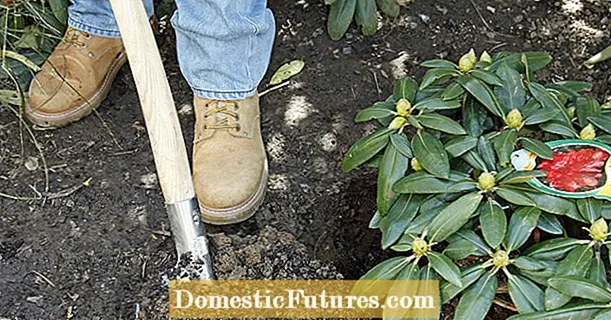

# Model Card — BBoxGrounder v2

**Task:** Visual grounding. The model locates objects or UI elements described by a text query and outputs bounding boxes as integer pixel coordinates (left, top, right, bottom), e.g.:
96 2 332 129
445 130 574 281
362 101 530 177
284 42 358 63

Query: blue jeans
68 0 275 100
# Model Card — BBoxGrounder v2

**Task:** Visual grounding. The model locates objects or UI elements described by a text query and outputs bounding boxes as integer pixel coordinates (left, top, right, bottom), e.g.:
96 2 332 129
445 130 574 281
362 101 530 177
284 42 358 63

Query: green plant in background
344 49 611 319
326 0 410 40
1 0 68 100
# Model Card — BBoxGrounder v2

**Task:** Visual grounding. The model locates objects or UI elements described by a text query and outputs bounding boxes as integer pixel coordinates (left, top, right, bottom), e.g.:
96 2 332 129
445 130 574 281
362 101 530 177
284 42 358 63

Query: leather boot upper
26 27 126 126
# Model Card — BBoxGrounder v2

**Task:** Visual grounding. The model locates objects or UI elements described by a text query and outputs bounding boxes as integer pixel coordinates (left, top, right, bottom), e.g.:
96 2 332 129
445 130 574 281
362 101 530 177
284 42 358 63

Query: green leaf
416 113 467 135
428 252 462 287
490 52 552 72
377 143 409 214
595 310 611 320
383 263 421 319
508 273 545 313
577 198 602 223
589 256 608 289
327 0 357 40
494 64 526 113
421 59 459 69
355 101 395 122
525 238 584 260
420 68 458 89
441 264 486 303
441 82 465 100
514 256 549 271
525 191 584 222
393 77 418 102
413 97 461 110
412 130 450 178
457 75 504 118
390 233 416 251
342 128 393 172
494 129 518 166
390 133 412 158
480 199 506 249
380 194 422 249
471 69 504 87
461 150 489 171
464 99 487 137
477 136 496 171
427 192 483 242
588 115 611 135
375 0 399 18
548 276 611 302
505 207 541 251
454 273 497 320
546 246 594 310
500 170 547 185
540 121 579 138
448 229 492 256
369 211 381 229
527 82 572 126
520 137 553 160
537 213 564 235
597 135 611 145
443 240 478 260
393 172 475 194
48 0 68 25
359 256 410 280
524 108 561 125
270 60 305 85
496 186 536 206
445 136 478 157
518 260 559 286
575 96 601 127
507 304 607 320
355 0 377 35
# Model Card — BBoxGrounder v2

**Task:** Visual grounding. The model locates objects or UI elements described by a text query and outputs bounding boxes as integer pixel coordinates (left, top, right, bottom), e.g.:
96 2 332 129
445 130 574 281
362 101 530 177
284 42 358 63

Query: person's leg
26 0 154 127
172 0 275 225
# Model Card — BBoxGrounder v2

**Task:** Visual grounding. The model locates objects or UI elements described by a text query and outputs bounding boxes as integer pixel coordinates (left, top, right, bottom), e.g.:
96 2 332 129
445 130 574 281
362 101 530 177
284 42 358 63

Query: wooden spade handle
109 0 195 203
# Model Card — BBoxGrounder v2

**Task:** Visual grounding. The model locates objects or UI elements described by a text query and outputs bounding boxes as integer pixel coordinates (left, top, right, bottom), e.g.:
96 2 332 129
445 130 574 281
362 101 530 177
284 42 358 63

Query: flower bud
492 250 510 268
480 51 493 64
505 109 523 129
459 49 477 72
566 106 576 119
411 158 423 171
411 238 428 257
396 98 411 117
478 172 496 190
580 124 596 140
388 116 407 130
590 218 608 242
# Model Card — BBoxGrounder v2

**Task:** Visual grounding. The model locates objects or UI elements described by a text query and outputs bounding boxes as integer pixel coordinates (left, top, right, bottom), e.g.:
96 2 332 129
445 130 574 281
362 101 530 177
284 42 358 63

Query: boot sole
25 52 127 128
198 160 269 225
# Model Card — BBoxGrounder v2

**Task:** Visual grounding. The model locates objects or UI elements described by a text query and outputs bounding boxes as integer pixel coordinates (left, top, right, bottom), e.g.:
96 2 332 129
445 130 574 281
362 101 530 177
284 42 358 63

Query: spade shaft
108 0 214 279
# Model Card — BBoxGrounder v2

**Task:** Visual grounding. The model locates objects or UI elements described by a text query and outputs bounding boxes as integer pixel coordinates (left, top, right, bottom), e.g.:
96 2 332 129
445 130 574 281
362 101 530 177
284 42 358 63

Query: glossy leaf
548 276 611 302
441 82 465 100
500 170 547 185
441 264 486 303
480 199 506 249
413 97 461 110
377 142 409 214
375 0 399 18
495 64 526 113
355 101 395 122
445 136 478 157
525 238 584 260
520 137 553 160
390 133 412 158
464 98 487 137
421 59 458 69
393 172 475 194
416 113 467 135
540 121 579 138
471 69 504 87
513 256 548 271
393 77 418 102
494 129 518 166
427 192 483 242
457 75 504 118
342 128 393 172
506 304 606 320
412 130 450 178
524 108 561 125
527 82 572 126
443 240 478 260
575 96 601 127
577 198 602 223
461 150 489 171
420 68 458 89
489 52 552 72
504 207 541 251
453 273 497 320
508 273 545 313
588 115 611 135
428 252 462 287
545 245 594 310
537 213 564 235
380 194 422 249
496 186 536 206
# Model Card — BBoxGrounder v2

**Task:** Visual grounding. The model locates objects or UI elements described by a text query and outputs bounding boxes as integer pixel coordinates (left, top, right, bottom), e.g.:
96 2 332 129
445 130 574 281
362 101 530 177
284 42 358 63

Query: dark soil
1 0 610 319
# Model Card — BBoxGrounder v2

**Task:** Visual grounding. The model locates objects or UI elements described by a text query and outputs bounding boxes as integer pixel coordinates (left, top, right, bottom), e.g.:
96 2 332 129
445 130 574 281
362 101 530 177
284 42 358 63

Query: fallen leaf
270 60 305 85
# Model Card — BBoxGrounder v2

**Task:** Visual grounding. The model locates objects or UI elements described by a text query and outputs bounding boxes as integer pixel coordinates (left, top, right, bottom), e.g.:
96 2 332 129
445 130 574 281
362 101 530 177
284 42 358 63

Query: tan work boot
25 27 126 127
192 95 268 225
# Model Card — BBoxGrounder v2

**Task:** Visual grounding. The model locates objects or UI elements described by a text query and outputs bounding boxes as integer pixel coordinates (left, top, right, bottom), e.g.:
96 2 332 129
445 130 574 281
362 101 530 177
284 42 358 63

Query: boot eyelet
235 125 241 132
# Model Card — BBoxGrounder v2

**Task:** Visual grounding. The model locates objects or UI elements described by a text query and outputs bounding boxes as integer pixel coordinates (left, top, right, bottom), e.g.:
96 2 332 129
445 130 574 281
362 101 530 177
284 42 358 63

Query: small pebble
342 46 352 55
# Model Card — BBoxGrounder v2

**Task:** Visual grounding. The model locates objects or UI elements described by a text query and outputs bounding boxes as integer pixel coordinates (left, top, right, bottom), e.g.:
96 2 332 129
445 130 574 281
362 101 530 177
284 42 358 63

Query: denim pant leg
171 0 275 100
68 0 155 38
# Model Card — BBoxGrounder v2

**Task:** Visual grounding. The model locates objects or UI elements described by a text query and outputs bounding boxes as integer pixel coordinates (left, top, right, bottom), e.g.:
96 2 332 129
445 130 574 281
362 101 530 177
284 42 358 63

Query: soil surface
1 0 610 319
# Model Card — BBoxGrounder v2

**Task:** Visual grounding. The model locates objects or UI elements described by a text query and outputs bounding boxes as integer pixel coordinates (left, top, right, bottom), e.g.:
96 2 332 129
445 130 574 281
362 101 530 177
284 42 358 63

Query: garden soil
1 0 610 319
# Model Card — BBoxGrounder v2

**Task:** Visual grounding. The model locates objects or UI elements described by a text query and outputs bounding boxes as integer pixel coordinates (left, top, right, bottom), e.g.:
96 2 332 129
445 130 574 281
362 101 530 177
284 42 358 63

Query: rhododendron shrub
343 50 611 319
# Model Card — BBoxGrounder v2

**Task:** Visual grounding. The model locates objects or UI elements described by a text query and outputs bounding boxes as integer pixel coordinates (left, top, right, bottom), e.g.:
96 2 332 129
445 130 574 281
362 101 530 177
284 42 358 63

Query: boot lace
66 28 91 48
203 100 240 131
